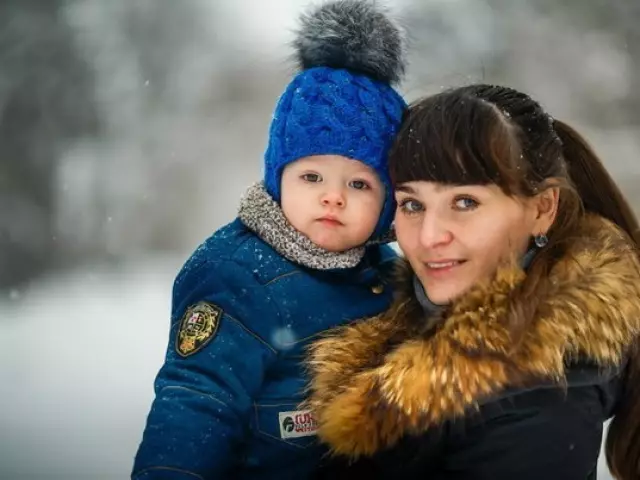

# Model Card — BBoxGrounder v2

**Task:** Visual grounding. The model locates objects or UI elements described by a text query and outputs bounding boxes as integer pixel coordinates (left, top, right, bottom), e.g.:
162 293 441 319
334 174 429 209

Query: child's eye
453 196 478 211
301 173 321 183
349 180 369 190
398 198 424 214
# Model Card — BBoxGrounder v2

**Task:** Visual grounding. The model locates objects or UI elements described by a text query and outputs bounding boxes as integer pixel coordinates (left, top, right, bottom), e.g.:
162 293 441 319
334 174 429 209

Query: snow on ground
0 256 179 479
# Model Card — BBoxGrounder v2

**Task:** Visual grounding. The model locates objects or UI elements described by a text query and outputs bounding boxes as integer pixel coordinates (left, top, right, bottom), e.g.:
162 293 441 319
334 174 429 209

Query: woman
305 84 640 479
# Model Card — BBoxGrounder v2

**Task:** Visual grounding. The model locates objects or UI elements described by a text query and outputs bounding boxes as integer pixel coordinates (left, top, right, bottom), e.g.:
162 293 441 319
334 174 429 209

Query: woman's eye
398 198 424 214
301 173 321 183
454 196 478 211
349 180 369 190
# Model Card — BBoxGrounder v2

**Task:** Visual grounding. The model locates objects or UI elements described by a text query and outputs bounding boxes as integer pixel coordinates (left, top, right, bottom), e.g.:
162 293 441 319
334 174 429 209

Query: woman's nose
419 215 453 248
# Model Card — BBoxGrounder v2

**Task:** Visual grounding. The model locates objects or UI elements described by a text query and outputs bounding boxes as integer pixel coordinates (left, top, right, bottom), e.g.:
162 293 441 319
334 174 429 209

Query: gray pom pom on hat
293 0 407 85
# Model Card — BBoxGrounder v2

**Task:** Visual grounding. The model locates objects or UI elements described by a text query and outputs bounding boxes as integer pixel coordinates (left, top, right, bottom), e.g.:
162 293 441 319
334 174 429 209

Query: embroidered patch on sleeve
176 302 222 357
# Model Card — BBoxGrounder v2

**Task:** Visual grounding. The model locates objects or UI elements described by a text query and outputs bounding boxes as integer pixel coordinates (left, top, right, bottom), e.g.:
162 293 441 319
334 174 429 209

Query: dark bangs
389 90 526 195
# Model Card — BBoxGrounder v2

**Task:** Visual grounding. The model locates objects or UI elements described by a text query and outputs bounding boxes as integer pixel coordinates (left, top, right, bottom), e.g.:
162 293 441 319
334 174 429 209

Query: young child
131 1 407 478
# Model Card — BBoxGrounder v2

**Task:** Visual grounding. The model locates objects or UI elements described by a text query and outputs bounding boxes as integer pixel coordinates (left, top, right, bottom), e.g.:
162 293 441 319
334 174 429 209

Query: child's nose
321 190 345 207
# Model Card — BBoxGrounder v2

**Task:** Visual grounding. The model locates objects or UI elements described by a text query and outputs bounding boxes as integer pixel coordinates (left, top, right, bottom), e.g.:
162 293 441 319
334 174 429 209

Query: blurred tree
0 0 100 290
539 0 639 126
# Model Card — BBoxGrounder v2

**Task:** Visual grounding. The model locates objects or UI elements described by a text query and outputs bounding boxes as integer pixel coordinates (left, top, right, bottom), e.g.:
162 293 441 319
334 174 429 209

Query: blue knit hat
263 0 407 237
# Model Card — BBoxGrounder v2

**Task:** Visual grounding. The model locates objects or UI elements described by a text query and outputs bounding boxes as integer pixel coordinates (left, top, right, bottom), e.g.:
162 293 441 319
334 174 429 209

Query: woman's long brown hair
388 84 640 479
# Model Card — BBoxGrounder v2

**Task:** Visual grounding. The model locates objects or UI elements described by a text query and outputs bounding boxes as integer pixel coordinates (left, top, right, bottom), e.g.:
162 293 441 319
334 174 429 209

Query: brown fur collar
305 214 640 458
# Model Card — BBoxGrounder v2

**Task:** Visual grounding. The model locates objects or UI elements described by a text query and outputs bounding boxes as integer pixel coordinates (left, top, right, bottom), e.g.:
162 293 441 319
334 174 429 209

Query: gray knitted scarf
238 182 392 270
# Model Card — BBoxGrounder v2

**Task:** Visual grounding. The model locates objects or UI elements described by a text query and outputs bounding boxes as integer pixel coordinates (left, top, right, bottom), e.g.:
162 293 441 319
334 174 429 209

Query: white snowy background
2 0 638 478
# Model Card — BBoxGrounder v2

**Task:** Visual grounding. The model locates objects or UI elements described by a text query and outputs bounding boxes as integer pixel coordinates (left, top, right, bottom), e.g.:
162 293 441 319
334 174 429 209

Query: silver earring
534 233 548 248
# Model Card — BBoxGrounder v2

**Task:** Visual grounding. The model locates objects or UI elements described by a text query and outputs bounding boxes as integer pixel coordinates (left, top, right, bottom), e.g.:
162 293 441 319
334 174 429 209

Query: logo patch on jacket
176 302 222 357
278 410 318 439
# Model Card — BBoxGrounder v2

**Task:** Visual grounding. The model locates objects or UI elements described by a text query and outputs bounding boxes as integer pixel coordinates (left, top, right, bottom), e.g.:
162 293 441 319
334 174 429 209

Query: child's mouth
317 216 344 227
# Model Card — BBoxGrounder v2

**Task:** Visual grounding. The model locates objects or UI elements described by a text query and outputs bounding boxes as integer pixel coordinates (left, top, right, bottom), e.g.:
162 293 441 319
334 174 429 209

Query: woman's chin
422 282 468 306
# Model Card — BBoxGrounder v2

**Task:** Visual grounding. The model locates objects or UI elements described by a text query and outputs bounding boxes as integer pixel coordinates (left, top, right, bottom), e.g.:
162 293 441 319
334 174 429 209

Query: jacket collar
305 214 640 458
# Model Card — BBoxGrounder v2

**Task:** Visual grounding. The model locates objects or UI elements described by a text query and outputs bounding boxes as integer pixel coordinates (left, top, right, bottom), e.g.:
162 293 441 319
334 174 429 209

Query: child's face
280 155 385 252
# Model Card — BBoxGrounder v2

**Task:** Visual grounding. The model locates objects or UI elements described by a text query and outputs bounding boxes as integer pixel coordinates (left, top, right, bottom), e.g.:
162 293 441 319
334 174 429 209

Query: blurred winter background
1 0 638 478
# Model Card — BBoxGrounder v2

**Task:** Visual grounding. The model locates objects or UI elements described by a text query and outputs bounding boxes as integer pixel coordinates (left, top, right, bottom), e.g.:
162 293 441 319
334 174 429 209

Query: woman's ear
532 185 560 234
